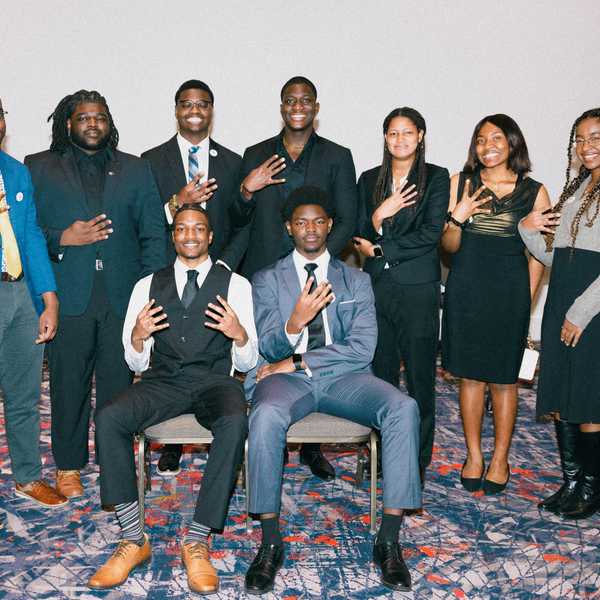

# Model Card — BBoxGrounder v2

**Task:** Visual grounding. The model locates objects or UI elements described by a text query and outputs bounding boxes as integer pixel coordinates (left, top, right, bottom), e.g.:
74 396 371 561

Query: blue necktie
188 146 200 181
304 263 326 350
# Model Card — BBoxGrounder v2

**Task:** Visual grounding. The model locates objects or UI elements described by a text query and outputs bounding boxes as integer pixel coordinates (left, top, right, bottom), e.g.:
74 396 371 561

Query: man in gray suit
244 186 421 595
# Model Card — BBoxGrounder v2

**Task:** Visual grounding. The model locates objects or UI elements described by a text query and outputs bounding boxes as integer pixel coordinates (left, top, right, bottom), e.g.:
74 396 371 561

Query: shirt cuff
164 202 173 225
124 339 152 373
284 320 303 348
232 337 258 373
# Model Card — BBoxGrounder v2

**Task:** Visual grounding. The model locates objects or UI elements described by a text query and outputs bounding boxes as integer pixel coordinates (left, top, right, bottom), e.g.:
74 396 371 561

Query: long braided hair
372 107 427 209
48 90 119 152
545 108 600 250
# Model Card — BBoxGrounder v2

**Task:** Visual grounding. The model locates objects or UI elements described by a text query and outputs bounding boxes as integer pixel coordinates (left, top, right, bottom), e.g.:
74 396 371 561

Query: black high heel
483 464 511 495
460 460 485 492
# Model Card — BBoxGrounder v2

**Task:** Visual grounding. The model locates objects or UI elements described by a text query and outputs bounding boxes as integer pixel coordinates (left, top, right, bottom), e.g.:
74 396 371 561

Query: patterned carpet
1 364 599 600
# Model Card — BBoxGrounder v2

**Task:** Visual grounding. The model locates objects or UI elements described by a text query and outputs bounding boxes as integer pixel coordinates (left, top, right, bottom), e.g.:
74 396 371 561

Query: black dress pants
95 374 247 530
48 273 132 469
372 277 440 469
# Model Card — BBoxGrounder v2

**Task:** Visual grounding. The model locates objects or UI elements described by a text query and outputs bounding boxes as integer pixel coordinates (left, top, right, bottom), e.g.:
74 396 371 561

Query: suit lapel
165 135 187 192
206 139 224 219
58 148 89 216
326 258 345 342
280 254 301 318
304 133 324 188
101 151 120 212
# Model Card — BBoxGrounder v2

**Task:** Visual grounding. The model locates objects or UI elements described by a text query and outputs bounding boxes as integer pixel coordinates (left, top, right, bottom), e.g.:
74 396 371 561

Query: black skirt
537 247 600 422
442 231 530 384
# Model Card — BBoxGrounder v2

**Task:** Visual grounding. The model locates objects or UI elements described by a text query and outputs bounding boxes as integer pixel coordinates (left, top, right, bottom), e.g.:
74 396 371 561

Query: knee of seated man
213 410 248 441
249 400 289 437
387 391 420 425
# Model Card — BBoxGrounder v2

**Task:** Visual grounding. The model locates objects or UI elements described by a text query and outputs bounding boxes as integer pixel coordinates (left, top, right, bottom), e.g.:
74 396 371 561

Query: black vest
144 263 233 380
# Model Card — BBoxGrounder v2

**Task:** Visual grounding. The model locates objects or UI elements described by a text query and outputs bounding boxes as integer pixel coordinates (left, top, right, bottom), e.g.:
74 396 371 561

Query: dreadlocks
545 108 600 251
372 107 427 210
47 90 119 153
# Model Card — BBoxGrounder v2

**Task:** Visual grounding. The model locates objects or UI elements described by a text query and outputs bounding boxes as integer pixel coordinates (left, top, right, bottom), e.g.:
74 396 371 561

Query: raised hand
204 294 248 345
170 174 218 216
352 236 376 258
371 179 418 231
131 299 169 350
240 154 286 200
286 277 334 334
60 214 113 246
520 207 561 234
450 180 492 225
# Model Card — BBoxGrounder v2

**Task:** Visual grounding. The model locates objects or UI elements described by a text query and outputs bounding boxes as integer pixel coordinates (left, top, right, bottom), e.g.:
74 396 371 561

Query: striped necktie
188 146 200 181
0 172 23 279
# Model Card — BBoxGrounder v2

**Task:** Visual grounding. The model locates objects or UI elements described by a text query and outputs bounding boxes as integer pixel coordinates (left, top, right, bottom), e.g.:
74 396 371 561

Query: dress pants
0 280 44 484
372 277 439 469
95 374 247 530
48 273 132 469
248 371 421 514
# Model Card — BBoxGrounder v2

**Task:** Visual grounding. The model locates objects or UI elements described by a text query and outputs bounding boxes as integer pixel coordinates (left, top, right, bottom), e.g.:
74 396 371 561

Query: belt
0 271 24 282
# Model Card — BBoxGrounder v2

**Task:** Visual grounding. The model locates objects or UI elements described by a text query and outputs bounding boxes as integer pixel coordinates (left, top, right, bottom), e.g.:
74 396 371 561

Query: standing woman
441 114 550 494
519 108 600 519
353 107 450 480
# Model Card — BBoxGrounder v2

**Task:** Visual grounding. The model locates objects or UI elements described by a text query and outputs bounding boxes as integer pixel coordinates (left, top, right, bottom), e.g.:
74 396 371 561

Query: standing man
245 187 420 594
25 90 167 499
142 79 247 475
0 98 66 507
88 204 257 594
233 76 358 480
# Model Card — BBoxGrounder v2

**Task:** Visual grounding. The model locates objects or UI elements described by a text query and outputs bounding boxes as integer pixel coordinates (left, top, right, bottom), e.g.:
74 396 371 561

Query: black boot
561 430 600 520
538 420 580 514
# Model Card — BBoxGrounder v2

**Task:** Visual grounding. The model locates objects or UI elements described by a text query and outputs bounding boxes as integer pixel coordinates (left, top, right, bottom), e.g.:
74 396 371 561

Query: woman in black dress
441 114 550 494
353 107 450 480
519 108 600 519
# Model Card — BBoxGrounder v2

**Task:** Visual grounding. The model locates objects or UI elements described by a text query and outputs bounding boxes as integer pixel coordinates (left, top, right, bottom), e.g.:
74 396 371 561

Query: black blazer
357 163 450 285
141 135 246 270
231 132 358 278
25 147 168 318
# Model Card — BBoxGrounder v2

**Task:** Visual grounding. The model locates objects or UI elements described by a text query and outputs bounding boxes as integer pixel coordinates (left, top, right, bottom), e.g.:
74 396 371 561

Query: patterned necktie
188 146 200 181
181 269 199 308
304 263 326 350
0 173 23 279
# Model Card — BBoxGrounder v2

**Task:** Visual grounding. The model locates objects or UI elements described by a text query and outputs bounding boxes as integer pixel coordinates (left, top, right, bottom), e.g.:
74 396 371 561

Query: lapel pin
209 148 218 157
16 192 24 201
108 171 115 176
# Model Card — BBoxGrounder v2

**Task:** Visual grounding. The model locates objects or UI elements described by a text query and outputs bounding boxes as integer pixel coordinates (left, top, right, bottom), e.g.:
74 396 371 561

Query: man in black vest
88 204 257 594
232 76 358 481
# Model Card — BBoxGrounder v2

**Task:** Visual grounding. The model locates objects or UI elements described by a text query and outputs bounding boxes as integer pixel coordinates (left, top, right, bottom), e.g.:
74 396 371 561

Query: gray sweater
518 177 600 330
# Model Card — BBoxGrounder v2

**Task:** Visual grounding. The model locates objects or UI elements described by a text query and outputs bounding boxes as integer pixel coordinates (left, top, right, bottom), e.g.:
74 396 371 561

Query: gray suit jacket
246 254 377 397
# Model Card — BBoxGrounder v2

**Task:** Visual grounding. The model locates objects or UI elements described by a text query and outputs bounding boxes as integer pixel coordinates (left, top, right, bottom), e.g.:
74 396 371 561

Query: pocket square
338 299 356 305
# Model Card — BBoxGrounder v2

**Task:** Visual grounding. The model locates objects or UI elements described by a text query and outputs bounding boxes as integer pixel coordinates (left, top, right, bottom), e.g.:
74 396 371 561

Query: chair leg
244 439 252 534
137 434 146 533
369 431 377 535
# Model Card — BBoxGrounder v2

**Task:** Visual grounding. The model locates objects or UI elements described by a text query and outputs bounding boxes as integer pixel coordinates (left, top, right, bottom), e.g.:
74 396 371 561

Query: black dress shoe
245 543 285 595
157 444 182 477
373 541 411 591
299 445 335 481
460 460 485 492
483 464 510 495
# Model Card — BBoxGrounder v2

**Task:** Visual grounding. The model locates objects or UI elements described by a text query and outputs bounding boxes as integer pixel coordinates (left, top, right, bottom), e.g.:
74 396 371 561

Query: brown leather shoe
56 470 84 498
181 541 219 594
88 535 151 589
15 480 68 508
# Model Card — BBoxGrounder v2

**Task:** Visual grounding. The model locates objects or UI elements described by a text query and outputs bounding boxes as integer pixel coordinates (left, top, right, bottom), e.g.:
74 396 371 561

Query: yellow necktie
0 193 23 279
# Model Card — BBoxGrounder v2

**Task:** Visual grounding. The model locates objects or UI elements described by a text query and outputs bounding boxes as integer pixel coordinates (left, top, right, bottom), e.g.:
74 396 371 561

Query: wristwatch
292 353 304 371
445 212 465 229
372 245 384 258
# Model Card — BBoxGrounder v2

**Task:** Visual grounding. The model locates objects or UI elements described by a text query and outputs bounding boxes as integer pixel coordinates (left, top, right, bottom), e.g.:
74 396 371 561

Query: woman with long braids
441 114 550 494
353 107 450 482
519 108 600 519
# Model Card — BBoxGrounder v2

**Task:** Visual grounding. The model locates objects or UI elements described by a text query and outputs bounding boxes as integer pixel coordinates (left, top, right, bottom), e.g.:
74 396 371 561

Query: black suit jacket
231 132 358 278
141 135 246 269
25 147 168 318
357 163 450 284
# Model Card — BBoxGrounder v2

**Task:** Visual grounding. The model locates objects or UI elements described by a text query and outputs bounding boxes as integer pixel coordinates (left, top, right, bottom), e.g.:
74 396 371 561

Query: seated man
245 186 421 594
88 204 258 594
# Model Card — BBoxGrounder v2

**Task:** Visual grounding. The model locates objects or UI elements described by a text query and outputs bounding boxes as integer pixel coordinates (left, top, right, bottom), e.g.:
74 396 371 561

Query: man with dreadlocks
25 90 167 499
519 108 600 520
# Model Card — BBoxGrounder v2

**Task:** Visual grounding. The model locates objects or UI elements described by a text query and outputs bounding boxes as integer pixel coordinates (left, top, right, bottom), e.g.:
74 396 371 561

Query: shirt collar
177 132 208 153
174 255 212 278
292 248 330 274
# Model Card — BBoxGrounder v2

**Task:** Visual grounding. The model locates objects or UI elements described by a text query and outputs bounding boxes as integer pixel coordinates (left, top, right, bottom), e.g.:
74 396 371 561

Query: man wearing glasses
0 99 66 508
142 80 248 476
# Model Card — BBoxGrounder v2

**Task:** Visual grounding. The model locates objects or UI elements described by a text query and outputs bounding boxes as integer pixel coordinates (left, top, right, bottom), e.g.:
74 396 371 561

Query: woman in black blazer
353 107 450 480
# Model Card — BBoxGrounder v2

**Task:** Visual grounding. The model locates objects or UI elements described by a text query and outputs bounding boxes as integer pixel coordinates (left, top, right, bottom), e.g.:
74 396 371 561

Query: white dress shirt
163 133 210 223
285 249 333 352
123 257 258 373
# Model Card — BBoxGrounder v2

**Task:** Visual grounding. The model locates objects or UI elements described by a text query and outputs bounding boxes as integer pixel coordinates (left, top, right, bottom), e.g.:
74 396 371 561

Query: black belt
0 271 24 282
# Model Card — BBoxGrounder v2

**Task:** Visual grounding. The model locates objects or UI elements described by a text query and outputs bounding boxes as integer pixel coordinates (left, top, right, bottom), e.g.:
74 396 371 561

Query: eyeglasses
177 99 212 110
0 109 7 119
574 134 600 148
282 97 315 107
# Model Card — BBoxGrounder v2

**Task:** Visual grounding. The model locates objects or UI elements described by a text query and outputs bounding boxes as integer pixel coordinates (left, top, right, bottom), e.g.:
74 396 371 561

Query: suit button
180 336 186 343
183 315 188 319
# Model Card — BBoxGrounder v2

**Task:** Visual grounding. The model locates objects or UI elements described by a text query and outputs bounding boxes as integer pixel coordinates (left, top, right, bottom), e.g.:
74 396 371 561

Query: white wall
2 0 599 337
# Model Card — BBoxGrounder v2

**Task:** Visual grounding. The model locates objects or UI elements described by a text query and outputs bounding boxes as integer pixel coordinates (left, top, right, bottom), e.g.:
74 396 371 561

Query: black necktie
304 263 326 350
181 269 199 308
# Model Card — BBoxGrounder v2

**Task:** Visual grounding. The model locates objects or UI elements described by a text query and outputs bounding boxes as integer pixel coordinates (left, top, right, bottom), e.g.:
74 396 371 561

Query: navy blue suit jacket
0 150 56 314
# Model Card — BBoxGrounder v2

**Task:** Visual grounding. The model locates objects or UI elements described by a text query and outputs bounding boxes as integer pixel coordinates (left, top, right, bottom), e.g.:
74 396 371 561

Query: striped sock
114 501 145 546
184 520 211 546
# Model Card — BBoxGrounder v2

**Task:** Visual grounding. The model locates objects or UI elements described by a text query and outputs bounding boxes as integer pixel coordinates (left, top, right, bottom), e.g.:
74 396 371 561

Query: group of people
0 74 598 595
